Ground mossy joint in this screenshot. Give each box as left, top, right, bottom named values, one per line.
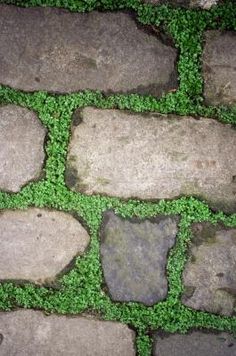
left=0, top=1, right=235, bottom=356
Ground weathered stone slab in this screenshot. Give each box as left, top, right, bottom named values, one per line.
left=66, top=108, right=236, bottom=212
left=0, top=5, right=177, bottom=96
left=0, top=208, right=89, bottom=283
left=0, top=105, right=46, bottom=192
left=203, top=31, right=236, bottom=106
left=0, top=310, right=135, bottom=356
left=143, top=0, right=219, bottom=8
left=182, top=223, right=236, bottom=316
left=153, top=331, right=236, bottom=356
left=100, top=211, right=178, bottom=305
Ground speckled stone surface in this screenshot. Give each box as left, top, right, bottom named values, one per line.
left=0, top=310, right=136, bottom=356
left=0, top=208, right=90, bottom=283
left=203, top=31, right=236, bottom=106
left=182, top=223, right=236, bottom=316
left=66, top=107, right=236, bottom=213
left=0, top=105, right=46, bottom=192
left=153, top=331, right=236, bottom=355
left=100, top=211, right=178, bottom=305
left=143, top=0, right=219, bottom=8
left=0, top=5, right=177, bottom=96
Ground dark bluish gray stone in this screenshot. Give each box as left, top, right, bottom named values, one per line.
left=153, top=331, right=236, bottom=356
left=100, top=211, right=179, bottom=305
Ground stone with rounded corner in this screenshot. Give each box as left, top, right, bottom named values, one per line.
left=0, top=5, right=177, bottom=96
left=0, top=208, right=90, bottom=283
left=182, top=223, right=236, bottom=316
left=0, top=310, right=135, bottom=356
left=0, top=105, right=46, bottom=193
left=66, top=107, right=236, bottom=213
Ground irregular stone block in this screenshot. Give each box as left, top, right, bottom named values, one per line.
left=100, top=211, right=178, bottom=305
left=203, top=31, right=236, bottom=106
left=0, top=105, right=46, bottom=192
left=182, top=223, right=236, bottom=316
left=153, top=331, right=236, bottom=356
left=0, top=208, right=90, bottom=283
left=66, top=107, right=236, bottom=213
left=143, top=0, right=219, bottom=8
left=0, top=310, right=135, bottom=356
left=0, top=5, right=177, bottom=96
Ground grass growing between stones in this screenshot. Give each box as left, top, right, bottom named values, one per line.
left=0, top=0, right=236, bottom=355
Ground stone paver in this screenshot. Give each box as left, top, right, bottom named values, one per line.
left=0, top=310, right=135, bottom=356
left=182, top=223, right=236, bottom=316
left=0, top=208, right=89, bottom=283
left=0, top=105, right=46, bottom=193
left=0, top=5, right=177, bottom=96
left=66, top=107, right=236, bottom=212
left=143, top=0, right=219, bottom=8
left=153, top=331, right=236, bottom=355
left=100, top=211, right=178, bottom=305
left=203, top=31, right=236, bottom=106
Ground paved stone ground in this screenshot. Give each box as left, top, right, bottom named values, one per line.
left=0, top=2, right=235, bottom=356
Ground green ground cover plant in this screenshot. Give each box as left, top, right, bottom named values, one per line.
left=0, top=0, right=236, bottom=354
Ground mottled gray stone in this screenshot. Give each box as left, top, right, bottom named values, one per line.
left=143, top=0, right=220, bottom=8
left=203, top=31, right=236, bottom=106
left=0, top=5, right=177, bottom=96
left=66, top=107, right=236, bottom=213
left=153, top=331, right=236, bottom=356
left=182, top=223, right=236, bottom=316
left=0, top=208, right=89, bottom=283
left=0, top=310, right=135, bottom=356
left=100, top=211, right=178, bottom=305
left=0, top=105, right=46, bottom=192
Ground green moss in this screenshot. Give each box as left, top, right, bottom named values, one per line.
left=0, top=1, right=236, bottom=355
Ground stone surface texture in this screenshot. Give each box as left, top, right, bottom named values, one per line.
left=182, top=223, right=236, bottom=316
left=66, top=107, right=236, bottom=212
left=100, top=211, right=178, bottom=305
left=0, top=105, right=46, bottom=192
left=144, top=0, right=219, bottom=8
left=153, top=331, right=236, bottom=355
left=0, top=208, right=89, bottom=283
left=0, top=5, right=177, bottom=96
left=203, top=31, right=236, bottom=106
left=0, top=310, right=135, bottom=356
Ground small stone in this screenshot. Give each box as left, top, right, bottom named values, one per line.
left=153, top=331, right=236, bottom=356
left=203, top=31, right=236, bottom=106
left=0, top=310, right=135, bottom=356
left=0, top=105, right=46, bottom=192
left=182, top=223, right=236, bottom=316
left=0, top=5, right=177, bottom=96
left=100, top=211, right=178, bottom=305
left=190, top=0, right=219, bottom=8
left=0, top=208, right=90, bottom=283
left=66, top=107, right=236, bottom=213
left=143, top=0, right=220, bottom=8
